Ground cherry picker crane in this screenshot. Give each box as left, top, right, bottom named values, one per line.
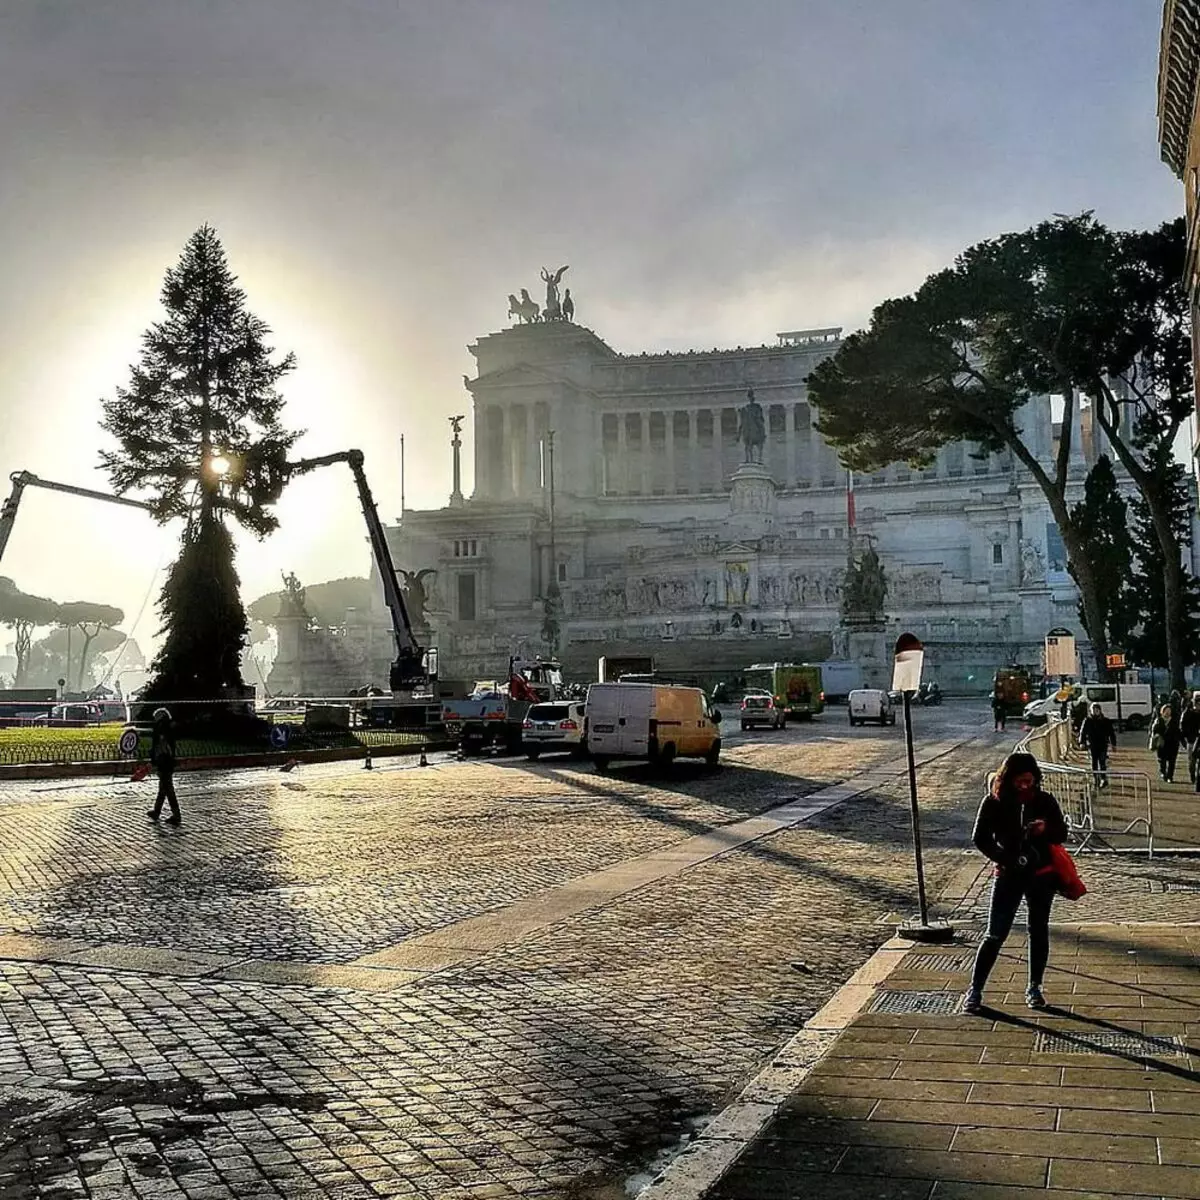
left=285, top=450, right=437, bottom=726
left=0, top=470, right=156, bottom=568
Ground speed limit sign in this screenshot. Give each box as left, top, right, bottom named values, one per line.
left=118, top=728, right=139, bottom=756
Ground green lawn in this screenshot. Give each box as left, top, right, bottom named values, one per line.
left=0, top=723, right=443, bottom=765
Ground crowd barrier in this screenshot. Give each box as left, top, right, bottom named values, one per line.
left=995, top=717, right=1156, bottom=857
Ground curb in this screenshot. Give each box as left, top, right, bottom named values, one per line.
left=0, top=740, right=454, bottom=782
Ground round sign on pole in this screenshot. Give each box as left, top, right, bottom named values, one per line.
left=270, top=725, right=289, bottom=750
left=118, top=728, right=139, bottom=756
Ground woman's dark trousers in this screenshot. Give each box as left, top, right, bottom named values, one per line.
left=152, top=767, right=180, bottom=819
left=971, top=873, right=1055, bottom=992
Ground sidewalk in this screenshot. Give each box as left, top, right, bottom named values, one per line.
left=704, top=923, right=1200, bottom=1198
left=642, top=748, right=1200, bottom=1199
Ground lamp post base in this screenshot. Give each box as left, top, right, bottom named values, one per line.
left=897, top=919, right=955, bottom=943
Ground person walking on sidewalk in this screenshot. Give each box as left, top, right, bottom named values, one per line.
left=1149, top=704, right=1181, bottom=783
left=147, top=707, right=181, bottom=825
left=1181, top=694, right=1200, bottom=790
left=1078, top=703, right=1116, bottom=788
left=963, top=752, right=1068, bottom=1014
left=990, top=692, right=1007, bottom=732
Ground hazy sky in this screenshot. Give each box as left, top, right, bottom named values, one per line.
left=0, top=0, right=1182, bottom=657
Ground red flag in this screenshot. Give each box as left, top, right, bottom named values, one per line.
left=510, top=673, right=538, bottom=703
left=846, top=469, right=856, bottom=530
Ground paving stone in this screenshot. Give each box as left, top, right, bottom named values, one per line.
left=710, top=1166, right=936, bottom=1200
left=836, top=1146, right=1048, bottom=1187
left=1049, top=1158, right=1200, bottom=1199
left=867, top=1100, right=1058, bottom=1130
left=950, top=1126, right=1158, bottom=1164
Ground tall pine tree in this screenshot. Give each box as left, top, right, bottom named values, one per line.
left=1124, top=461, right=1200, bottom=670
left=100, top=226, right=298, bottom=710
left=1067, top=456, right=1137, bottom=656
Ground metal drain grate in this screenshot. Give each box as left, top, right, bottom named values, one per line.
left=1034, top=1031, right=1186, bottom=1057
left=1163, top=882, right=1200, bottom=893
left=902, top=952, right=973, bottom=972
left=870, top=990, right=962, bottom=1015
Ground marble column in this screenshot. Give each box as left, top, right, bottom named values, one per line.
left=616, top=411, right=628, bottom=495
left=784, top=404, right=796, bottom=487
left=691, top=408, right=700, bottom=492
left=665, top=411, right=677, bottom=495
left=499, top=407, right=514, bottom=499
left=638, top=412, right=650, bottom=495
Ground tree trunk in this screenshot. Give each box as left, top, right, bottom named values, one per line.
left=76, top=626, right=97, bottom=692
left=1146, top=500, right=1189, bottom=690
left=1000, top=428, right=1110, bottom=679
left=1058, top=524, right=1112, bottom=679
left=1088, top=401, right=1189, bottom=691
left=13, top=619, right=32, bottom=687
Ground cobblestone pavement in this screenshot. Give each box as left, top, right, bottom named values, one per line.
left=0, top=703, right=1003, bottom=1198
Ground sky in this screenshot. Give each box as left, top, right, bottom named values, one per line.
left=0, top=0, right=1184, bottom=657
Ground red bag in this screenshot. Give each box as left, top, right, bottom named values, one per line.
left=131, top=763, right=151, bottom=782
left=1038, top=843, right=1087, bottom=901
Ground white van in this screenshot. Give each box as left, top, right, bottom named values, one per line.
left=848, top=688, right=896, bottom=726
left=1078, top=682, right=1152, bottom=730
left=585, top=683, right=721, bottom=771
left=1024, top=682, right=1152, bottom=730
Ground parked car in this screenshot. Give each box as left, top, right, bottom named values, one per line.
left=740, top=690, right=785, bottom=730
left=585, top=683, right=721, bottom=771
left=848, top=688, right=896, bottom=727
left=523, top=701, right=587, bottom=759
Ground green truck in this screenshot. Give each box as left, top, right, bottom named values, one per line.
left=743, top=662, right=825, bottom=721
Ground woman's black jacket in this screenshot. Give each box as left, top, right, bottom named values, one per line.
left=972, top=788, right=1067, bottom=875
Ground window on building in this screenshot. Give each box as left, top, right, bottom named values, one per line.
left=557, top=562, right=567, bottom=583
left=992, top=543, right=1004, bottom=565
left=457, top=573, right=477, bottom=622
left=696, top=410, right=714, bottom=445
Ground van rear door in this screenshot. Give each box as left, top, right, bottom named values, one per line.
left=585, top=685, right=623, bottom=755
left=618, top=686, right=654, bottom=757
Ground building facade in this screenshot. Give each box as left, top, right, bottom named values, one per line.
left=1158, top=0, right=1200, bottom=489
left=381, top=313, right=1109, bottom=692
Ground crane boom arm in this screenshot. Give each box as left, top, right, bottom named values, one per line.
left=286, top=450, right=425, bottom=690
left=0, top=470, right=156, bottom=567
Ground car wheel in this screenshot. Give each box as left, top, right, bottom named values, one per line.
left=593, top=756, right=610, bottom=774
left=704, top=740, right=721, bottom=768
left=740, top=721, right=749, bottom=731
left=659, top=742, right=677, bottom=770
left=526, top=748, right=541, bottom=761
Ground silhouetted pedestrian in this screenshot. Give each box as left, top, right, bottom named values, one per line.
left=147, top=707, right=180, bottom=825
left=1181, top=694, right=1200, bottom=791
left=1150, top=704, right=1181, bottom=783
left=1079, top=703, right=1116, bottom=787
left=990, top=693, right=1006, bottom=731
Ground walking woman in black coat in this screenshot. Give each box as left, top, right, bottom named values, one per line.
left=963, top=752, right=1068, bottom=1013
left=147, top=707, right=181, bottom=825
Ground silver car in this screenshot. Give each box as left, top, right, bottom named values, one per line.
left=523, top=701, right=587, bottom=759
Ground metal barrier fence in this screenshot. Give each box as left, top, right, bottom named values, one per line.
left=995, top=717, right=1155, bottom=857
left=1016, top=718, right=1074, bottom=765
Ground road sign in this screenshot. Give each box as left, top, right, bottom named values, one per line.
left=269, top=725, right=289, bottom=750
left=892, top=632, right=925, bottom=694
left=1106, top=652, right=1127, bottom=669
left=1045, top=628, right=1076, bottom=677
left=118, top=728, right=138, bottom=756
